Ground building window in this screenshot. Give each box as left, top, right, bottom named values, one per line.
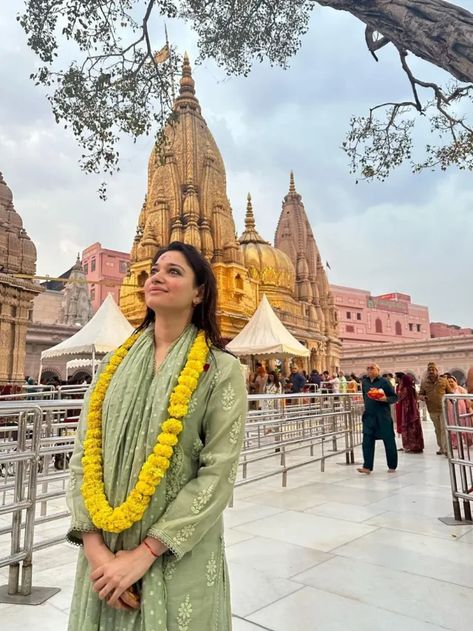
left=346, top=311, right=351, bottom=319
left=395, top=321, right=402, bottom=335
left=90, top=288, right=95, bottom=301
left=375, top=318, right=383, bottom=333
left=346, top=325, right=355, bottom=333
left=356, top=313, right=361, bottom=321
left=409, top=323, right=413, bottom=331
left=119, top=260, right=128, bottom=274
left=83, top=262, right=88, bottom=275
left=416, top=324, right=421, bottom=332
left=235, top=274, right=244, bottom=290
left=91, top=258, right=96, bottom=272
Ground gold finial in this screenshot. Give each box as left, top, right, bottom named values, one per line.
left=289, top=171, right=296, bottom=194
left=245, top=193, right=255, bottom=230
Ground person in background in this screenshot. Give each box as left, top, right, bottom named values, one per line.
left=419, top=362, right=453, bottom=455
left=467, top=367, right=473, bottom=394
left=444, top=373, right=473, bottom=449
left=309, top=369, right=322, bottom=390
left=357, top=363, right=398, bottom=474
left=331, top=373, right=340, bottom=394
left=338, top=370, right=347, bottom=394
left=397, top=373, right=424, bottom=453
left=289, top=365, right=306, bottom=394
left=252, top=363, right=268, bottom=395
left=394, top=372, right=405, bottom=438
left=347, top=375, right=359, bottom=393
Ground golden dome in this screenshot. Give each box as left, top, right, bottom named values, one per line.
left=239, top=194, right=295, bottom=293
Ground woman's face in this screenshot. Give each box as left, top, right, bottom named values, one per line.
left=447, top=377, right=457, bottom=390
left=268, top=373, right=274, bottom=383
left=144, top=251, right=202, bottom=316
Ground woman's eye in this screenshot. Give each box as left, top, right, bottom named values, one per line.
left=169, top=268, right=181, bottom=275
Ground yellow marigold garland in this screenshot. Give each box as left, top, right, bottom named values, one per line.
left=81, top=330, right=209, bottom=533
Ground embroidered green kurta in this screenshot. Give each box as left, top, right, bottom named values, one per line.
left=66, top=325, right=247, bottom=631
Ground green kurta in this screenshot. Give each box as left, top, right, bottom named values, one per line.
left=66, top=325, right=247, bottom=631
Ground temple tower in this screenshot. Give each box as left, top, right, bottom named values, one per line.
left=58, top=255, right=93, bottom=326
left=275, top=172, right=340, bottom=370
left=0, top=172, right=40, bottom=384
left=120, top=55, right=251, bottom=334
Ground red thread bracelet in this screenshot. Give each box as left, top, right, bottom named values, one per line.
left=143, top=540, right=159, bottom=558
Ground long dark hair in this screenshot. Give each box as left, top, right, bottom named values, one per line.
left=136, top=241, right=224, bottom=349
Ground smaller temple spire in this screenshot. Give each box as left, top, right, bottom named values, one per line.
left=245, top=193, right=256, bottom=231
left=239, top=193, right=267, bottom=244
left=289, top=171, right=296, bottom=194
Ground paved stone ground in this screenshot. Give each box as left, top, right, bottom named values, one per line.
left=0, top=421, right=472, bottom=631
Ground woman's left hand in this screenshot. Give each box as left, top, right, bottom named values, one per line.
left=90, top=547, right=155, bottom=607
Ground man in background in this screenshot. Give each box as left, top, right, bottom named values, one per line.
left=419, top=362, right=453, bottom=455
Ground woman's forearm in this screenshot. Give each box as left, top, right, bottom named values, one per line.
left=83, top=531, right=106, bottom=557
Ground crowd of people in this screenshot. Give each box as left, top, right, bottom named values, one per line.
left=247, top=364, right=362, bottom=397
left=246, top=360, right=473, bottom=475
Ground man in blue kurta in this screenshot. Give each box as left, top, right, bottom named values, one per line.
left=358, top=362, right=398, bottom=474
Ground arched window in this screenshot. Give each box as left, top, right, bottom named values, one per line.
left=395, top=321, right=402, bottom=336
left=235, top=274, right=244, bottom=290
left=375, top=318, right=383, bottom=333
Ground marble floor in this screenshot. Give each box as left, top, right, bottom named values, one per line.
left=1, top=422, right=472, bottom=630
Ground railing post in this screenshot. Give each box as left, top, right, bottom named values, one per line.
left=439, top=394, right=473, bottom=526
left=21, top=409, right=42, bottom=595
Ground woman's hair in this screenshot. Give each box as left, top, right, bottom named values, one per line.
left=267, top=370, right=280, bottom=387
left=136, top=241, right=224, bottom=349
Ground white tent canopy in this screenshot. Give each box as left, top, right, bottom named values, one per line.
left=226, top=294, right=310, bottom=357
left=41, top=294, right=134, bottom=360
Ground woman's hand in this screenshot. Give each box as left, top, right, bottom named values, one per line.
left=83, top=534, right=139, bottom=611
left=90, top=544, right=158, bottom=607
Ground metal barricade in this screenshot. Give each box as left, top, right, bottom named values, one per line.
left=442, top=393, right=473, bottom=524
left=236, top=392, right=364, bottom=488
left=0, top=399, right=83, bottom=604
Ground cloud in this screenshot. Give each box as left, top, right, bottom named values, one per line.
left=1, top=1, right=472, bottom=327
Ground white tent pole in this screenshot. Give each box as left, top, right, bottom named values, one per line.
left=38, top=358, right=43, bottom=384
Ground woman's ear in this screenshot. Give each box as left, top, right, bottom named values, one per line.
left=193, top=285, right=204, bottom=306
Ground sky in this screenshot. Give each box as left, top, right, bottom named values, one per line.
left=1, top=1, right=471, bottom=326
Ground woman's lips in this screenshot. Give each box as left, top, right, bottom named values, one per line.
left=148, top=287, right=168, bottom=294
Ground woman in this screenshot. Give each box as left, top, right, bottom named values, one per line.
left=66, top=242, right=247, bottom=630
left=394, top=372, right=405, bottom=437
left=397, top=373, right=424, bottom=453
left=445, top=374, right=473, bottom=449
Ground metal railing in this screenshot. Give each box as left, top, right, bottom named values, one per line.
left=0, top=392, right=364, bottom=604
left=442, top=393, right=473, bottom=523
left=237, top=392, right=364, bottom=487
left=0, top=384, right=88, bottom=402
left=0, top=399, right=82, bottom=604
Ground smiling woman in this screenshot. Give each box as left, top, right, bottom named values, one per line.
left=66, top=241, right=247, bottom=631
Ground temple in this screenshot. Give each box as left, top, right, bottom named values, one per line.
left=120, top=56, right=341, bottom=371
left=0, top=172, right=40, bottom=384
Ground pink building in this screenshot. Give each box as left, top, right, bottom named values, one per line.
left=81, top=243, right=130, bottom=312
left=430, top=322, right=473, bottom=338
left=330, top=285, right=430, bottom=346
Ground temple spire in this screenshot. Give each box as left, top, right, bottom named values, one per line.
left=239, top=193, right=267, bottom=244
